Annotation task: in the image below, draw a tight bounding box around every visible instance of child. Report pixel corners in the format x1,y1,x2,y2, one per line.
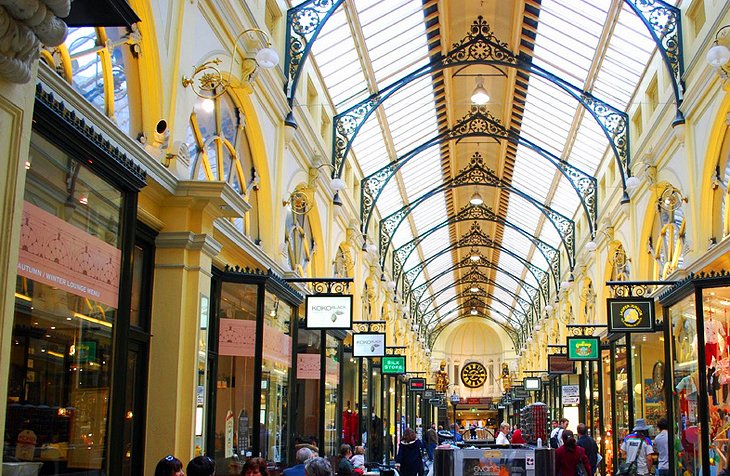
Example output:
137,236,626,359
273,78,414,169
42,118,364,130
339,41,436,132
350,446,365,474
186,455,215,476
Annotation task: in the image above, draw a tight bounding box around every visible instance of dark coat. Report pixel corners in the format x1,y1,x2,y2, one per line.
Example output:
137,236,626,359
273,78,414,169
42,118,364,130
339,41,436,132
395,440,424,476
577,434,599,474
283,464,307,476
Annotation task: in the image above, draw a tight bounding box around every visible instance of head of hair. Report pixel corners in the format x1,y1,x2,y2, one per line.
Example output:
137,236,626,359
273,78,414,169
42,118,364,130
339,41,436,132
562,429,576,450
354,446,365,455
576,423,587,436
305,457,334,476
242,457,268,476
551,420,558,425
339,444,352,457
155,455,183,476
296,447,314,464
500,423,510,432
658,418,668,431
560,418,569,425
402,427,417,443
187,456,215,476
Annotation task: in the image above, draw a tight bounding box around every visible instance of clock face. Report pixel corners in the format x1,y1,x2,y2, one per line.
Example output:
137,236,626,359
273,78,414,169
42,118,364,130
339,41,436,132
461,362,487,388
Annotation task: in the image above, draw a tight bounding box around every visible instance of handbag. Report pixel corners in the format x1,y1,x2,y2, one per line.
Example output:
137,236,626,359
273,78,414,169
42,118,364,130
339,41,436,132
617,439,644,476
576,461,588,476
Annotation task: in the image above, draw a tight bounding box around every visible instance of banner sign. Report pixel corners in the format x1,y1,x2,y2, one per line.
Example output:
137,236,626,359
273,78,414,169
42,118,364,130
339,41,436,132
524,377,541,391
562,385,580,405
408,378,426,392
305,294,353,329
607,297,655,332
567,336,600,361
352,333,386,357
382,356,406,374
548,354,575,375
423,389,435,399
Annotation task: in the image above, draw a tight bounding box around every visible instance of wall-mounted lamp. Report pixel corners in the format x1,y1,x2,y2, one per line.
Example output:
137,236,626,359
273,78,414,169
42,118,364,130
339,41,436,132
707,25,730,80
182,28,279,98
309,161,346,206
471,76,490,105
469,190,484,206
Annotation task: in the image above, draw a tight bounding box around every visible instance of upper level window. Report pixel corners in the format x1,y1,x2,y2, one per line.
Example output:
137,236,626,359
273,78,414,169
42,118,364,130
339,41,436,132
42,27,139,135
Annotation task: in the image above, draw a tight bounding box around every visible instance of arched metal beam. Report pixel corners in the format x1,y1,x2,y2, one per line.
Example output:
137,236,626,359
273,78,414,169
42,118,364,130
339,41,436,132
428,311,519,350
361,105,597,237
379,152,576,270
402,226,545,307
330,16,631,201
420,293,521,329
392,204,560,295
284,6,685,153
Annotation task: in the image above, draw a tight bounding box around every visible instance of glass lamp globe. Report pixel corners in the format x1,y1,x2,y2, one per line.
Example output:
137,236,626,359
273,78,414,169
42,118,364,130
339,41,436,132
707,43,730,68
256,47,280,69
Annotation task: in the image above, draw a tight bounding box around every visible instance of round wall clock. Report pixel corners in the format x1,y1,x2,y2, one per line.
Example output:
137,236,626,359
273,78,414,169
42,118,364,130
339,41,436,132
461,361,487,388
652,361,665,392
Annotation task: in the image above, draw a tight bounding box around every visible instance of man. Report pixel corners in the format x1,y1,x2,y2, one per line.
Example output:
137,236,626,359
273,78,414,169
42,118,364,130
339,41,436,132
306,457,335,476
186,456,216,476
425,423,438,461
653,418,669,476
620,419,654,476
550,418,568,448
284,447,314,476
495,423,511,445
576,423,598,475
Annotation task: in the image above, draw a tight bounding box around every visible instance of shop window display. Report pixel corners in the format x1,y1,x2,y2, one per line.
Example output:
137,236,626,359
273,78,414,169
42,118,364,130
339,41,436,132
293,329,321,453
4,133,123,474
324,334,340,457
631,333,666,431
671,295,700,476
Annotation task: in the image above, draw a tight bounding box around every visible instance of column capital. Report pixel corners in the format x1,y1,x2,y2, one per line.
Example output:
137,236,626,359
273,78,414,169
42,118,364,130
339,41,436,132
156,231,222,257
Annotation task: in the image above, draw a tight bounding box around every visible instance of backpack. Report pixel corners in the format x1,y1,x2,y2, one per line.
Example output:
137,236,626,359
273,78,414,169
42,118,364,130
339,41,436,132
550,428,562,449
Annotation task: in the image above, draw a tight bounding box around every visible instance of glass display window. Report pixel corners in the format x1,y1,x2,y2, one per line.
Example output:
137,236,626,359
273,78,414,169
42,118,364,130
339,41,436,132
671,294,700,476
4,132,123,474
293,329,321,454
601,348,614,476
324,334,341,457
630,333,666,434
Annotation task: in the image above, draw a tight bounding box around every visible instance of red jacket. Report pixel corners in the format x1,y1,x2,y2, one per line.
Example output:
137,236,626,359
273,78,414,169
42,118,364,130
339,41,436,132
511,429,525,444
555,444,591,476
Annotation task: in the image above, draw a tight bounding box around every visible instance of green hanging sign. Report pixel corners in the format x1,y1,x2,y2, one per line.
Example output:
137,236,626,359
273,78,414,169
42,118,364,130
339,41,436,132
566,336,600,361
382,356,406,374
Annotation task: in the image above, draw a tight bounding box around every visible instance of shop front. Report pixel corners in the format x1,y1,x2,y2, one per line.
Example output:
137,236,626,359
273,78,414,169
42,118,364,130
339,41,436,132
3,86,148,475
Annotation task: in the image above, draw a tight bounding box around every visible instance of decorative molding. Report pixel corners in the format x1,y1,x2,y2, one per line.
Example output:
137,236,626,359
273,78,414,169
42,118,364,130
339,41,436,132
155,231,223,257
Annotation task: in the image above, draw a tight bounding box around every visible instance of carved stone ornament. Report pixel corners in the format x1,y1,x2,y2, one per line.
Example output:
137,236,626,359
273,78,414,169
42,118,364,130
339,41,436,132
0,0,71,83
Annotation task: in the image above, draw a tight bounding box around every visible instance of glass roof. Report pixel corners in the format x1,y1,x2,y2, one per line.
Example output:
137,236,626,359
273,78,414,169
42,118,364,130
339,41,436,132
299,0,664,333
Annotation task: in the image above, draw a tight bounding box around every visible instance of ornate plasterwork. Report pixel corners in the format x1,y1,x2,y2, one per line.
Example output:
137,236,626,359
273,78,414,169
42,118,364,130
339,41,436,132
0,0,70,83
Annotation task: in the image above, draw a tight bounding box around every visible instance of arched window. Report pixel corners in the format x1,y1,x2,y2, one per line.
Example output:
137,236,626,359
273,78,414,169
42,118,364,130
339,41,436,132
186,94,261,239
649,185,686,280
42,27,140,135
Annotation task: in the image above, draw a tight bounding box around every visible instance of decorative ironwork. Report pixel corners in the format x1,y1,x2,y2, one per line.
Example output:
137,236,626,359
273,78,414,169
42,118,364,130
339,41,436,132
284,0,345,102
352,320,386,333
566,324,607,336
421,294,522,328
624,0,684,118
606,280,675,297
361,106,596,237
385,346,407,356
284,277,353,294
392,204,560,291
378,152,576,269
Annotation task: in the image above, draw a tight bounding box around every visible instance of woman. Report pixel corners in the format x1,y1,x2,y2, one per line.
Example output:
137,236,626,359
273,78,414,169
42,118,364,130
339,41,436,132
395,428,425,476
337,444,354,476
155,455,185,476
495,423,511,445
511,425,525,445
242,457,268,476
555,430,591,476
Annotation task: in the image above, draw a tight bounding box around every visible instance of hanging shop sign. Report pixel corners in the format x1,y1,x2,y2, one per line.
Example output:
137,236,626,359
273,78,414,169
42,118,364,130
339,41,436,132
562,385,580,405
408,378,426,392
460,361,488,388
352,332,386,357
607,297,655,332
524,377,541,391
548,354,575,375
305,294,353,329
512,387,530,401
382,356,407,374
566,336,601,361
423,389,435,399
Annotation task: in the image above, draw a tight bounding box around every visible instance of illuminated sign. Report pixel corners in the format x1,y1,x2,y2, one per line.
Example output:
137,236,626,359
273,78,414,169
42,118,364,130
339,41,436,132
548,354,575,375
305,295,353,329
567,336,601,361
382,356,406,374
607,297,655,333
353,333,386,357
524,377,541,391
409,378,426,391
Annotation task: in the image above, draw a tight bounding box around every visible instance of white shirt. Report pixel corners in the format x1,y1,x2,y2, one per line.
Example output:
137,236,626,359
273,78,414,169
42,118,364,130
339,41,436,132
654,430,669,470
706,319,725,344
496,432,510,445
621,435,654,475
550,427,564,447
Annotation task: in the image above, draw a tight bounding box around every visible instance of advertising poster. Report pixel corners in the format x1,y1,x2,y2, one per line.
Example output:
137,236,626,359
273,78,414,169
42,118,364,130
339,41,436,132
461,448,533,476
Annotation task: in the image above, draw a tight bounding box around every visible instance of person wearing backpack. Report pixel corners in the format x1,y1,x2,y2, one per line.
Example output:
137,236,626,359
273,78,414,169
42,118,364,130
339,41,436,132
555,430,591,476
619,419,654,476
550,418,569,448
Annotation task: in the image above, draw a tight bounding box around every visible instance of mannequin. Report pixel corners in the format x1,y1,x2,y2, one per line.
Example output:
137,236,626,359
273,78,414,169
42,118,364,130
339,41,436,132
342,401,359,446
705,312,725,367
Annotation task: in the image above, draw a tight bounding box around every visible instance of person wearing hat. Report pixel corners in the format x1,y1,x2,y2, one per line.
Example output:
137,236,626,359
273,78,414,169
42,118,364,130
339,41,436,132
620,419,654,476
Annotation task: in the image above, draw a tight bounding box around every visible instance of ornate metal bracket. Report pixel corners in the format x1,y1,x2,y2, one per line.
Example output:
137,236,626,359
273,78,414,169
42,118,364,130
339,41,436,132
284,277,353,294
361,105,597,238
606,280,675,297
566,324,608,336
624,0,685,125
385,346,407,356
378,152,576,270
